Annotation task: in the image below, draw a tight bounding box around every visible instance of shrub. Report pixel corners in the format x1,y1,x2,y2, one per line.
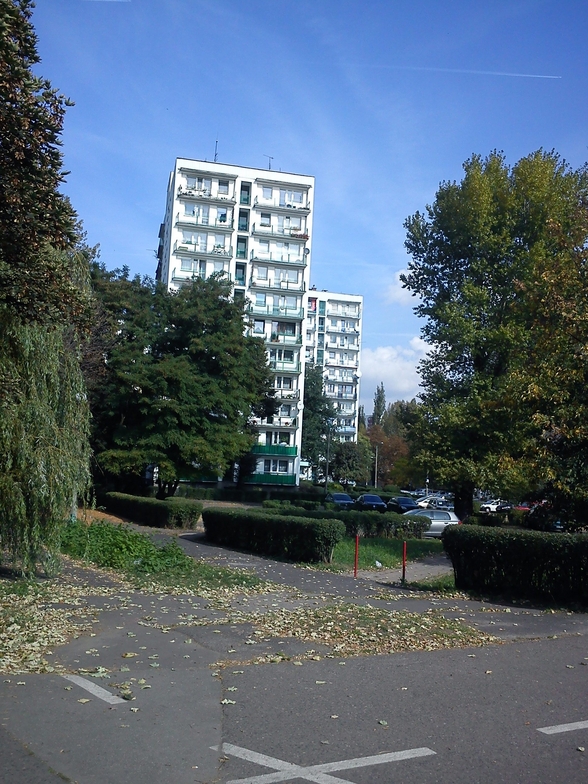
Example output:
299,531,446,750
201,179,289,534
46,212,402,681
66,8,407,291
102,492,202,529
202,509,345,563
443,525,588,604
262,506,428,539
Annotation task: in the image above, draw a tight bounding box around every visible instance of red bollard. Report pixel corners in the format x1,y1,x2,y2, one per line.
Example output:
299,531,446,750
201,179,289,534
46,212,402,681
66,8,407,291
354,534,359,578
402,540,407,583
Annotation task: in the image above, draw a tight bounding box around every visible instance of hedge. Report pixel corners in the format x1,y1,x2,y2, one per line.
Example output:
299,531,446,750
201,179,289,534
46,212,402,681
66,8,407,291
443,525,588,604
202,508,345,563
102,492,202,529
260,505,428,539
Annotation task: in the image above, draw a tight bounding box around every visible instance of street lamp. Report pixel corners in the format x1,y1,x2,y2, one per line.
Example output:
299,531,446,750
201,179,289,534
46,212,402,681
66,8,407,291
374,441,383,489
324,417,337,497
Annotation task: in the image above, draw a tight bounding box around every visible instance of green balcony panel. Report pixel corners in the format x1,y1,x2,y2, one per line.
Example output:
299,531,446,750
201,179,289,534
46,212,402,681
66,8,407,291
250,444,298,456
243,473,297,485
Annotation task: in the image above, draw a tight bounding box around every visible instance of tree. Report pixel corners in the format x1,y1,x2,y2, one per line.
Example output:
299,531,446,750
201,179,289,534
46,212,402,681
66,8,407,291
372,383,386,426
301,363,336,477
90,267,275,497
402,150,588,518
367,424,410,488
0,3,92,571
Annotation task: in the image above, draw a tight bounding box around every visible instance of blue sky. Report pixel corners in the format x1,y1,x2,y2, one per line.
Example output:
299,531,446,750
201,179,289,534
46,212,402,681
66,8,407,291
32,0,588,412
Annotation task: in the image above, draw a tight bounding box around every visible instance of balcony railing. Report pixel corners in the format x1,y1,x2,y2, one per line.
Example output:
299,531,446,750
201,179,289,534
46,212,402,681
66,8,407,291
326,325,360,334
274,389,300,400
250,250,306,266
265,416,298,428
326,391,357,400
324,358,359,368
253,196,310,213
248,304,304,319
174,240,232,258
269,360,302,373
266,334,302,346
249,278,305,293
251,444,298,456
177,186,236,204
175,212,233,230
327,308,360,318
337,426,357,434
243,473,296,485
251,223,309,240
326,342,359,350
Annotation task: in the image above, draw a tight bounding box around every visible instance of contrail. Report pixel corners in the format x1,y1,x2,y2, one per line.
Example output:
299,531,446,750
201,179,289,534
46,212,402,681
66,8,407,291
361,65,561,79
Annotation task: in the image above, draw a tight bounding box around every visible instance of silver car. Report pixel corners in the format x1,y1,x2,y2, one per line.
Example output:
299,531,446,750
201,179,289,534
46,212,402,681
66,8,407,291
403,508,461,538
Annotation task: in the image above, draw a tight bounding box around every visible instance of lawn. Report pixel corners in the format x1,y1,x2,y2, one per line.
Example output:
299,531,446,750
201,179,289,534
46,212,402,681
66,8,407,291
330,536,443,570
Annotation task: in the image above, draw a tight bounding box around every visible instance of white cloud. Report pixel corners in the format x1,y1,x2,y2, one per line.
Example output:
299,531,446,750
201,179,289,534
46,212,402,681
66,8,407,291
360,340,429,409
386,270,418,307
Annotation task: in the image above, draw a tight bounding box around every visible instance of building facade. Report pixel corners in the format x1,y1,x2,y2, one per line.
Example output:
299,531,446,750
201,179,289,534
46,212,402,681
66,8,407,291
156,158,315,485
304,291,363,442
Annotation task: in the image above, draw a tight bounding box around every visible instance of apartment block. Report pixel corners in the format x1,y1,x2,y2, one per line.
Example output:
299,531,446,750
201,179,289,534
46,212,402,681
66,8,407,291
304,291,363,442
156,158,314,486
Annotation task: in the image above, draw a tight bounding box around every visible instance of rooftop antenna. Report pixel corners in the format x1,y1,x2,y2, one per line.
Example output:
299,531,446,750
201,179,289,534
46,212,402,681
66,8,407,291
214,139,219,162
264,155,273,170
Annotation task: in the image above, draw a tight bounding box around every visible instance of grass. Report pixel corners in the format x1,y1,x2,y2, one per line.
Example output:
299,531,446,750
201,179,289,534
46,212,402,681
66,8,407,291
59,519,262,593
329,536,443,571
405,573,457,593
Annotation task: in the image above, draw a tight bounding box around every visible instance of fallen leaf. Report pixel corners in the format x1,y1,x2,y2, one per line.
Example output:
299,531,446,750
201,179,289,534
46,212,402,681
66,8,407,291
378,720,388,726
121,653,138,659
220,699,236,705
330,714,338,719
77,699,91,704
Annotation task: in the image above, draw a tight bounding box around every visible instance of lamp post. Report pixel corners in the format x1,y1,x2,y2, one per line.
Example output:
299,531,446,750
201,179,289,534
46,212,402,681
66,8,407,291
374,441,383,489
324,417,336,497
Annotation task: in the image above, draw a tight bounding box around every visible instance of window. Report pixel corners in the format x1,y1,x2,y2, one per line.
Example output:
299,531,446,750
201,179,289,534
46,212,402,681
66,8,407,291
282,377,292,389
217,207,228,224
286,269,298,282
256,293,266,307
277,322,295,336
198,260,206,278
329,351,335,359
260,212,271,227
180,259,193,271
259,240,270,256
264,459,271,473
317,349,324,363
240,183,251,205
238,210,249,231
183,202,195,216
213,260,225,273
319,301,326,316
255,265,268,280
318,317,325,330
280,405,291,417
278,460,288,473
236,237,247,259
218,179,229,195
234,289,244,301
186,176,197,189
235,263,246,285
262,186,273,200
214,234,225,249
254,320,265,334
279,189,303,206
331,319,338,327
283,350,294,362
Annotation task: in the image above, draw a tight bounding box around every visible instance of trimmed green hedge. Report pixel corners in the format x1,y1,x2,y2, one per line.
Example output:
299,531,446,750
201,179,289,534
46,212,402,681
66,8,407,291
261,505,428,539
443,525,588,604
102,492,202,529
202,508,345,563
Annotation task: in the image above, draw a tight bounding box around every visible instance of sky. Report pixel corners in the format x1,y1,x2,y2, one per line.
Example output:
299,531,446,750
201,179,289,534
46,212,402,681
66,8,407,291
31,0,588,413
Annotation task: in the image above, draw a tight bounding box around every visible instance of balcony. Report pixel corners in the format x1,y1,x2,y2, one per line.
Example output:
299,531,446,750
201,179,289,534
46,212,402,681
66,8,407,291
326,342,359,351
327,308,360,319
250,250,307,266
266,334,302,346
326,324,360,335
251,444,298,456
269,360,302,373
177,186,236,205
326,391,357,400
274,388,300,400
337,426,357,435
253,196,311,213
324,358,359,369
174,240,232,259
175,213,233,231
243,473,297,485
265,416,298,428
248,304,304,320
249,277,305,293
251,223,309,241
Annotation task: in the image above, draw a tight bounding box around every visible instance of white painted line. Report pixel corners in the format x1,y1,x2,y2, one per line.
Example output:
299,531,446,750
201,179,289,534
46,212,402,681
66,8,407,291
62,674,126,705
538,720,588,735
211,742,436,784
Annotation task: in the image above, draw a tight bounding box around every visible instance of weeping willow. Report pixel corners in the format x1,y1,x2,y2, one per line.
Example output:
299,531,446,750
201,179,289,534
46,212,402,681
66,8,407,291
0,309,91,573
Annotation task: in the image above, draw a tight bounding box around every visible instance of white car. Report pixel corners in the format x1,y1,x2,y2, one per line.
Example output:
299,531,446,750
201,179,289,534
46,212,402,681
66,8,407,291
403,508,461,538
479,499,509,513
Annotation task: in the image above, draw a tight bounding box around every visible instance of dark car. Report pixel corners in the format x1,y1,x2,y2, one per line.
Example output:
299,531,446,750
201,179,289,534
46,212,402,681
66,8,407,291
387,496,419,514
354,494,387,512
325,492,354,509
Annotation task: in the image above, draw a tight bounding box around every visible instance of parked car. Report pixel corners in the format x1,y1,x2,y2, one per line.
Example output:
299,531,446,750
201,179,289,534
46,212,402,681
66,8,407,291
403,508,461,538
354,494,388,512
479,499,510,513
325,492,354,509
387,496,420,514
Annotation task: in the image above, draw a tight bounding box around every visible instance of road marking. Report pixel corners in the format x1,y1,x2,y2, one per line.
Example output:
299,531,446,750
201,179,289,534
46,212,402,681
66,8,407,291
211,742,436,784
538,720,588,735
62,674,125,704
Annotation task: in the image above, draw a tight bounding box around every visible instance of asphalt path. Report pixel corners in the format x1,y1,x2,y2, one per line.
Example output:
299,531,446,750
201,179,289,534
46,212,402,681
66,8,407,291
1,536,588,783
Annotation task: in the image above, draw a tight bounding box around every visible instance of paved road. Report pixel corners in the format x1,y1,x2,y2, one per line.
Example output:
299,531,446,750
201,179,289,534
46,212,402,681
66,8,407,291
2,538,588,783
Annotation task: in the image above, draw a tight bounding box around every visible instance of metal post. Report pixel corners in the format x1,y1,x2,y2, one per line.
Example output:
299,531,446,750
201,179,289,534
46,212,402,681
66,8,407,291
354,534,359,578
402,540,407,584
374,444,379,489
324,422,331,497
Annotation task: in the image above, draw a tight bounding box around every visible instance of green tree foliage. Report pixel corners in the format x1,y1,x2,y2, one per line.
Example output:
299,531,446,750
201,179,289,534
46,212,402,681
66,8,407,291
300,363,336,475
0,0,90,325
90,267,275,497
0,3,92,571
372,382,386,426
331,441,361,486
402,150,588,518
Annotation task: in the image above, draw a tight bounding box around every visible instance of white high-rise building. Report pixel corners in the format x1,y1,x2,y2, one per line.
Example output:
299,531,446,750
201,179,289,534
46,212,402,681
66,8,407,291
304,291,363,442
156,158,314,486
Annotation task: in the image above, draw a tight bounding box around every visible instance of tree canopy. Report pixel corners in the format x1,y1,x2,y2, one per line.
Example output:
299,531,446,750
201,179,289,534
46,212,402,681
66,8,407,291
402,150,588,520
90,268,275,497
300,362,336,476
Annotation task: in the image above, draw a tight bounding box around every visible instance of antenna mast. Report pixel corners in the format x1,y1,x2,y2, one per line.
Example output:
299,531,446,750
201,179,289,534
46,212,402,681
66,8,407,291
214,139,218,162
263,154,273,170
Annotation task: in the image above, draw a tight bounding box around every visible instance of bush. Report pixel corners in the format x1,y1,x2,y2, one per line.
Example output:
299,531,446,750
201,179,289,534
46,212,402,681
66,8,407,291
443,525,588,604
468,512,505,527
202,508,345,563
263,506,428,539
102,492,202,529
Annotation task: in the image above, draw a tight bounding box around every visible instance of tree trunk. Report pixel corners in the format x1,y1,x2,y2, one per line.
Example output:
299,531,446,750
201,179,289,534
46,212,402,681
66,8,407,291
453,482,475,520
